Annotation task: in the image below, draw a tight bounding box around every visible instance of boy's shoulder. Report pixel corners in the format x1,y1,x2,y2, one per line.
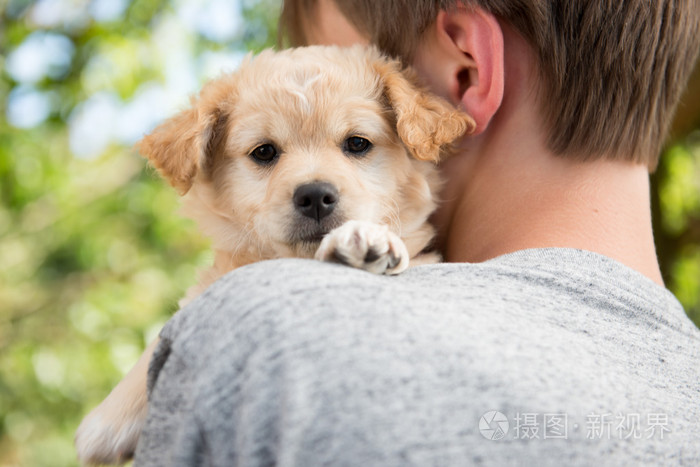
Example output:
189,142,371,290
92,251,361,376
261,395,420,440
173,248,692,337
141,249,700,465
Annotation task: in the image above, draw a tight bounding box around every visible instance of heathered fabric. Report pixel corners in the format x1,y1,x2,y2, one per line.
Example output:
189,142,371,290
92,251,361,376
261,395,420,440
134,248,700,466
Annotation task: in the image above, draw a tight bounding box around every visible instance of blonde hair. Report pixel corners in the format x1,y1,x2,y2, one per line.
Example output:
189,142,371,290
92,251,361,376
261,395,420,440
280,0,700,169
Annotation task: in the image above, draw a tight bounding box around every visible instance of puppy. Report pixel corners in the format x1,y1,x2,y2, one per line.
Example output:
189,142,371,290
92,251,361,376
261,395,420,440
75,45,474,464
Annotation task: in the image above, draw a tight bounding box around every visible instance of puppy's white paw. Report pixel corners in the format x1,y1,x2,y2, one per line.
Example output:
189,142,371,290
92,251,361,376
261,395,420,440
75,393,147,465
315,220,409,275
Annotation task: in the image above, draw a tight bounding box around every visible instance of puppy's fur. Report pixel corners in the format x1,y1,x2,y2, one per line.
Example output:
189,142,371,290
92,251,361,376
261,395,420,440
75,45,473,464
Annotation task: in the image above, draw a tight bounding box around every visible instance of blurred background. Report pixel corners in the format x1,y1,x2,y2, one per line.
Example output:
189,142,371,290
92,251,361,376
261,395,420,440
0,1,698,465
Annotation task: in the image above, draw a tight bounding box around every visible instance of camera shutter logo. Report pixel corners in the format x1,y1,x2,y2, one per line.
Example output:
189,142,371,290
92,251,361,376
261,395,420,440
479,411,509,440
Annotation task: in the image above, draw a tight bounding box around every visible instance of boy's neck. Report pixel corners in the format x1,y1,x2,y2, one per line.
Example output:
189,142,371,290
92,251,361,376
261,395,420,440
434,105,664,286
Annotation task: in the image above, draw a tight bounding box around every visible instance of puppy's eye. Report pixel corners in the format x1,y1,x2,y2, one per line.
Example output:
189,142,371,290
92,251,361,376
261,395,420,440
344,136,372,156
250,144,278,164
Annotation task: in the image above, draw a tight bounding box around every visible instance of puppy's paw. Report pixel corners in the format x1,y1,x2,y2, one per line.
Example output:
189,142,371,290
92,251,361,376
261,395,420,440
75,393,147,465
315,220,409,275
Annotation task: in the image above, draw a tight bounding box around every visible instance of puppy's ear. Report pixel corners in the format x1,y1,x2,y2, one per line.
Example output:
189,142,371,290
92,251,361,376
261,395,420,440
373,57,475,162
137,98,227,195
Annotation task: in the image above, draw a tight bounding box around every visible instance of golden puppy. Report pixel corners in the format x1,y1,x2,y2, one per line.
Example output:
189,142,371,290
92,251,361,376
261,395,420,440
75,45,473,464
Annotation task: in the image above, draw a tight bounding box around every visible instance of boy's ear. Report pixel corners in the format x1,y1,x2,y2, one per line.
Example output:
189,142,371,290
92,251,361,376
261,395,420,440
137,97,228,195
373,56,475,163
413,7,504,135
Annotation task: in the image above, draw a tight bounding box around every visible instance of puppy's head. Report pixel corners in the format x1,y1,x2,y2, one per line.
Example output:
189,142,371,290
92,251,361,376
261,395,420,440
138,46,474,261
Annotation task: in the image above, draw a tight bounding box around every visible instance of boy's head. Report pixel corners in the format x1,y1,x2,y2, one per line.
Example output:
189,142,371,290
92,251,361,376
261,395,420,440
281,0,700,170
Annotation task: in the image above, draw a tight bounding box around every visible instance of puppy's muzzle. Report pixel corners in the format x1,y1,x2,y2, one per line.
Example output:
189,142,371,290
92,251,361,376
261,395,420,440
293,182,339,222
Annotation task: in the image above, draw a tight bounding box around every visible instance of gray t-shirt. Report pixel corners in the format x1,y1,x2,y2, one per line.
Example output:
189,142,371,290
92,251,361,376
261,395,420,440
134,248,700,466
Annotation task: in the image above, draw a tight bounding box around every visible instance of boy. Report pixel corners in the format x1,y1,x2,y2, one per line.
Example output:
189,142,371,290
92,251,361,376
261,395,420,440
134,1,700,464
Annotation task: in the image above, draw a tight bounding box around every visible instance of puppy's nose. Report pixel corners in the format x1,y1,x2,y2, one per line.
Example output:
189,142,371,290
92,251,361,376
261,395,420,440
293,182,339,221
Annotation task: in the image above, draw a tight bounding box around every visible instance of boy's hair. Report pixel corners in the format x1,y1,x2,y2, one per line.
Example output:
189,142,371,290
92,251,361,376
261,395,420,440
280,0,700,169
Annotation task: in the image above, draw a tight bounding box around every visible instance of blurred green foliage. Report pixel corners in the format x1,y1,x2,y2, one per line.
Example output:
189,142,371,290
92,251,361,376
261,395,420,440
654,135,700,325
0,1,699,466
